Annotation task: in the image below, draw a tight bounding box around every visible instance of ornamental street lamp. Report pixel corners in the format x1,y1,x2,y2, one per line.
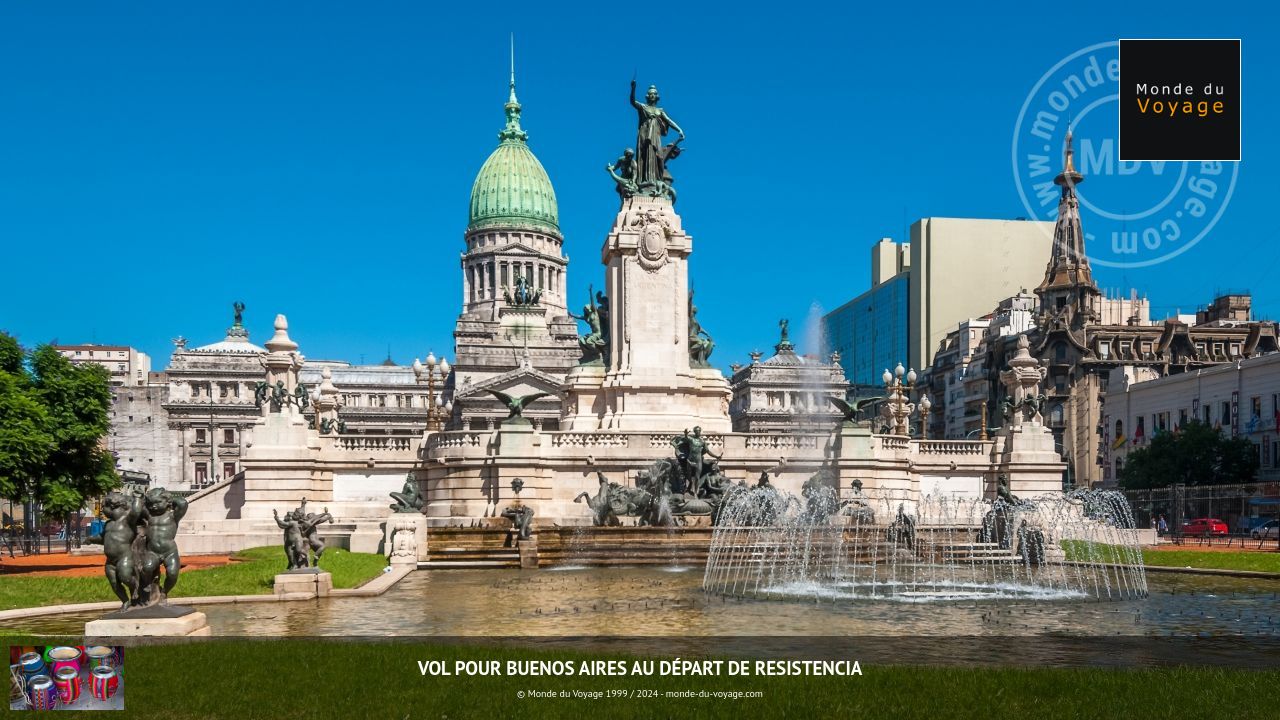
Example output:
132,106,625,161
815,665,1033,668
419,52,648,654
881,363,918,436
413,353,453,432
919,394,932,440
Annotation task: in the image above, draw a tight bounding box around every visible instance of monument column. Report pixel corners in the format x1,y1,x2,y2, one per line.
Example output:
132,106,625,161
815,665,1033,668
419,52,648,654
561,79,730,432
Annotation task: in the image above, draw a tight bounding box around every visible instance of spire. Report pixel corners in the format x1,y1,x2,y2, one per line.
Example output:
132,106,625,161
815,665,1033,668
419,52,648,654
1035,129,1098,306
498,34,527,143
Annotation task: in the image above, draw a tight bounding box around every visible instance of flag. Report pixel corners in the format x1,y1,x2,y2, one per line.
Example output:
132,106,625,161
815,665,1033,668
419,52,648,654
1112,434,1127,450
1248,415,1261,433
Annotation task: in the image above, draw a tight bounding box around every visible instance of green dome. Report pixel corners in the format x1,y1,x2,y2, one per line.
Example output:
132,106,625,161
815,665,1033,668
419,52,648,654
467,82,560,237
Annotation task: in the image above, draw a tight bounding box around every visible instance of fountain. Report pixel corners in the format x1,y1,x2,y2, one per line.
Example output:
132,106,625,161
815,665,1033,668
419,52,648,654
703,482,1148,602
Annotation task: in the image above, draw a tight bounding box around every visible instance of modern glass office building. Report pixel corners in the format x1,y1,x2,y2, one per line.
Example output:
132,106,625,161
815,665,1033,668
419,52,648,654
823,273,910,388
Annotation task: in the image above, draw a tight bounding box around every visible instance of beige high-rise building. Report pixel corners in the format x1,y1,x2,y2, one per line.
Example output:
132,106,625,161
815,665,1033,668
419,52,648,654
56,344,152,386
908,217,1055,372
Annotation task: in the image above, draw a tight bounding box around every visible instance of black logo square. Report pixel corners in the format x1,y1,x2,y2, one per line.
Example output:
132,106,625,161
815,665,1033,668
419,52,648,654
1120,39,1240,161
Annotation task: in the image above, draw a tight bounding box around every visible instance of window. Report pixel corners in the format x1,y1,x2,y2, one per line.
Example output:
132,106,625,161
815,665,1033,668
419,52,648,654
1230,343,1241,357
1178,409,1188,427
1221,401,1231,427
1049,404,1064,427
1204,405,1211,424
116,363,126,371
194,463,208,484
1195,342,1206,357
1054,343,1067,362
1098,342,1110,359
223,428,235,444
223,462,236,479
1120,341,1132,358
195,428,207,443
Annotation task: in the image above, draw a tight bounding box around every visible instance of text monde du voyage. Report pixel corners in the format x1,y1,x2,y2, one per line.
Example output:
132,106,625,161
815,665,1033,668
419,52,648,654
1134,82,1228,118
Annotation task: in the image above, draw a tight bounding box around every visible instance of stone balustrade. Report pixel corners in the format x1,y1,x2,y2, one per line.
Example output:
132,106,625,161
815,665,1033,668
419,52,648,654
914,440,991,455
744,434,822,450
551,433,629,448
879,436,910,450
336,435,416,453
426,432,485,450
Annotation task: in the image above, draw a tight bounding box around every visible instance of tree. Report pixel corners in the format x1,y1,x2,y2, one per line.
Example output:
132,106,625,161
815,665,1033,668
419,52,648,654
1119,419,1260,490
0,333,118,542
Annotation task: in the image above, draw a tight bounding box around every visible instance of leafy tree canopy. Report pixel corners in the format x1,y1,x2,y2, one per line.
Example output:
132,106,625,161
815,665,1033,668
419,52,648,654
1119,419,1259,490
0,333,118,516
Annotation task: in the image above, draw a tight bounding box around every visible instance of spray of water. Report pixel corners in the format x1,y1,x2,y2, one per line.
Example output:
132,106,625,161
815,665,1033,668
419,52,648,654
703,487,1147,602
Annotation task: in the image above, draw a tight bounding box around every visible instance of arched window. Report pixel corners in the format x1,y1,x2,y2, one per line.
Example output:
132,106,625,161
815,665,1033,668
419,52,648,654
1049,403,1064,426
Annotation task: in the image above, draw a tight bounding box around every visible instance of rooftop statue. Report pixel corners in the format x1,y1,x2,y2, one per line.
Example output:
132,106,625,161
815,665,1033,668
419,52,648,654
608,79,684,201
688,291,714,368
826,396,884,425
504,272,542,307
569,285,609,365
233,301,245,326
485,389,552,424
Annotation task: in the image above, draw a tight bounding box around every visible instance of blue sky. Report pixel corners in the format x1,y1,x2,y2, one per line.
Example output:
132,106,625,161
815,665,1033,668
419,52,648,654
1,1,1272,372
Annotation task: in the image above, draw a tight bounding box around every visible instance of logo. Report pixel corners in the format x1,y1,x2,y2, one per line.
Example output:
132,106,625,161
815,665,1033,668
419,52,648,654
1012,41,1237,268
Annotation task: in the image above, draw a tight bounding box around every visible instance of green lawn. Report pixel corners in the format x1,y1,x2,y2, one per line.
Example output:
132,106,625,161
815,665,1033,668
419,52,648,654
1064,540,1280,573
4,639,1275,719
0,546,387,611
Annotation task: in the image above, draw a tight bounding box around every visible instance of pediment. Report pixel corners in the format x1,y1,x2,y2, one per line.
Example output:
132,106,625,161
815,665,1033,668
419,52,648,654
454,367,564,401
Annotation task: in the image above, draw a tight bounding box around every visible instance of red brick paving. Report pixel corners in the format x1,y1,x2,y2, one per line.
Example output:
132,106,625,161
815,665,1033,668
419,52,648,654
0,551,237,577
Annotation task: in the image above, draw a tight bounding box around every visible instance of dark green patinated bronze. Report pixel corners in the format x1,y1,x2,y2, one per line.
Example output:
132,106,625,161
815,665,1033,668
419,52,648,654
389,473,424,513
92,487,189,613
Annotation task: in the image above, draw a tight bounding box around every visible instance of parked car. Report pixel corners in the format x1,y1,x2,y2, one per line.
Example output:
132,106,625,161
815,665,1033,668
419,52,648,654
1251,519,1279,540
1181,518,1228,536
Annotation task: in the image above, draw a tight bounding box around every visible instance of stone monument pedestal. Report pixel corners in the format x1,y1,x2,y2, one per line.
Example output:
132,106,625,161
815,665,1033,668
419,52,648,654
385,513,427,564
1000,423,1067,497
85,606,211,637
273,568,333,598
517,536,539,569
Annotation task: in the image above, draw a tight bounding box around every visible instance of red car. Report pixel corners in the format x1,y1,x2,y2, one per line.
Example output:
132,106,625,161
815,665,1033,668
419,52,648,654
1181,518,1228,536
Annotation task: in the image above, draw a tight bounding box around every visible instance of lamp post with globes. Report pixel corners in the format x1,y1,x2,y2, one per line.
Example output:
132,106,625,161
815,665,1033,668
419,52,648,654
412,352,453,432
919,394,932,439
882,363,919,436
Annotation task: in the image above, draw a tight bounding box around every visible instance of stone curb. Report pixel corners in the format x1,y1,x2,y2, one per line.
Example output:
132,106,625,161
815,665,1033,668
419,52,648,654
0,565,413,622
1140,564,1280,580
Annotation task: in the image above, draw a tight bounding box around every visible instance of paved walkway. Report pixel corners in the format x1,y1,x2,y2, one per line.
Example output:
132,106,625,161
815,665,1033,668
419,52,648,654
0,551,236,577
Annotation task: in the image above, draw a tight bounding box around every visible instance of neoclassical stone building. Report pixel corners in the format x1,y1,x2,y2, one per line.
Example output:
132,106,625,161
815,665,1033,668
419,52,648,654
446,72,581,431
924,133,1279,487
728,322,848,434
108,306,439,491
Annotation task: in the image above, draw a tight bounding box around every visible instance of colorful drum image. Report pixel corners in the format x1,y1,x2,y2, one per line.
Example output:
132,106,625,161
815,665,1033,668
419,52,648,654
86,645,115,670
54,666,82,704
18,651,46,680
48,645,83,675
90,665,119,700
27,674,60,710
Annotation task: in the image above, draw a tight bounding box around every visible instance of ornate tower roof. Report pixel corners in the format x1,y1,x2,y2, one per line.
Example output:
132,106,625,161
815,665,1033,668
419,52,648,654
467,69,560,237
1035,130,1097,295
